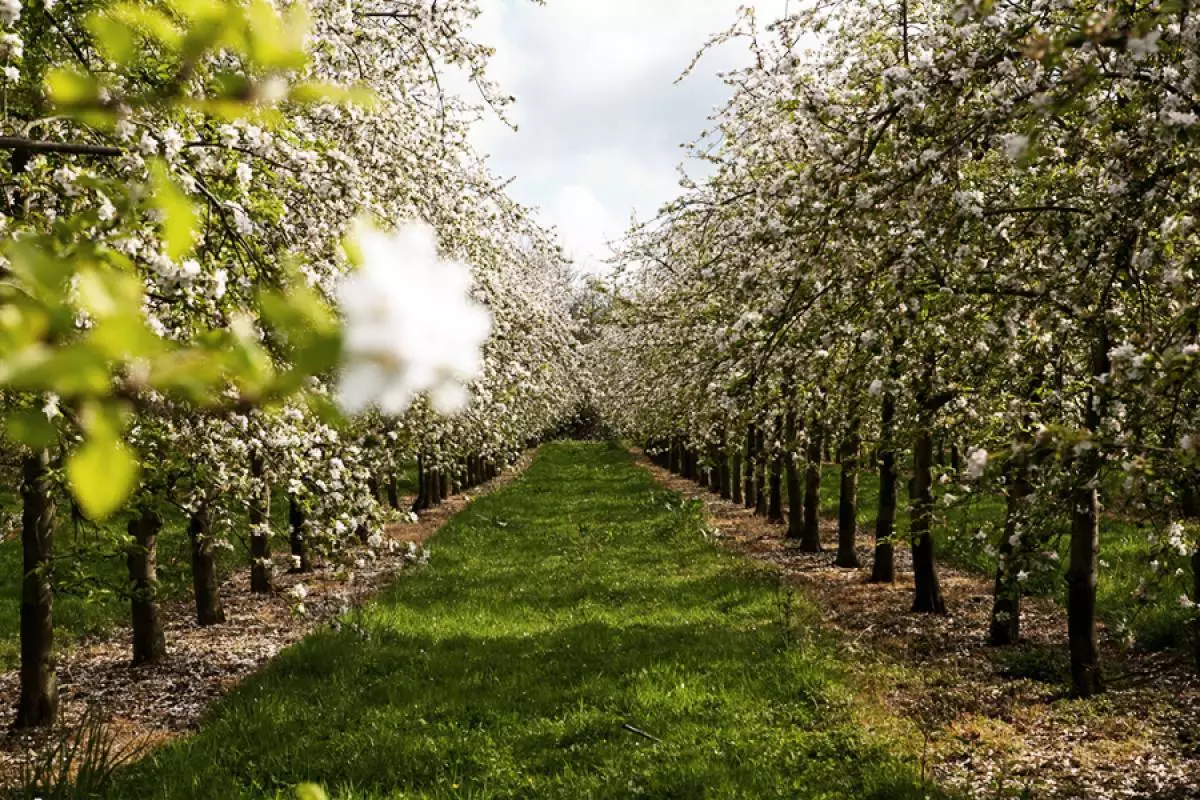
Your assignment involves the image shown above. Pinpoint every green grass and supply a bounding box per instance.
[106,443,946,799]
[806,463,1191,653]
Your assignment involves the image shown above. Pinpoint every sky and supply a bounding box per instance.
[468,0,791,277]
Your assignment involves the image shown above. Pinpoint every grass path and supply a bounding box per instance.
[108,443,939,799]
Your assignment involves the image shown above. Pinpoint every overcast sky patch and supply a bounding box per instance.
[469,0,790,277]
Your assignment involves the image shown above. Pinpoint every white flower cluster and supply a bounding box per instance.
[337,220,492,416]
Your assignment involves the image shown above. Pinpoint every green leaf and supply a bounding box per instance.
[294,784,328,800]
[148,160,199,260]
[44,68,103,107]
[68,432,139,521]
[6,408,59,449]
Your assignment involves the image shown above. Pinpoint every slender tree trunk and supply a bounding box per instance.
[836,416,862,568]
[439,471,451,500]
[127,510,167,665]
[1184,482,1200,672]
[1067,332,1108,697]
[989,456,1033,645]
[718,438,732,500]
[434,470,448,506]
[800,420,824,552]
[743,424,756,509]
[412,455,429,512]
[14,450,57,729]
[250,451,272,595]
[288,496,312,573]
[1193,546,1200,673]
[731,447,744,505]
[768,456,784,523]
[784,409,803,540]
[387,475,400,509]
[188,505,225,626]
[870,387,898,583]
[754,426,768,516]
[910,425,946,613]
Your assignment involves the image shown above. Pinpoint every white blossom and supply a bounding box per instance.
[965,447,988,480]
[335,219,492,416]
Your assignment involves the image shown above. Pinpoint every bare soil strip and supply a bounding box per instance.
[0,452,535,786]
[633,450,1200,800]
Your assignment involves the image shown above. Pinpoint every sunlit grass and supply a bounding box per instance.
[106,442,946,799]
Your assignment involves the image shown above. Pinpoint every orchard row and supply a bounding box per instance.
[593,0,1200,698]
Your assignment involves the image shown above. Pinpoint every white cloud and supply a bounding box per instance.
[468,0,791,276]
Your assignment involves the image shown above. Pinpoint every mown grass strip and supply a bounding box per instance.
[107,442,947,799]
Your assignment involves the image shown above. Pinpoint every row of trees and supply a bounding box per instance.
[3,0,583,730]
[594,0,1200,698]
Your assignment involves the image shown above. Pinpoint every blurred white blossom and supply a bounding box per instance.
[336,219,492,416]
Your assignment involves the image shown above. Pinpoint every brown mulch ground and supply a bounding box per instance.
[0,451,535,787]
[633,450,1200,800]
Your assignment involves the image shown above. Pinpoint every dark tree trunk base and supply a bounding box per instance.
[14,451,57,730]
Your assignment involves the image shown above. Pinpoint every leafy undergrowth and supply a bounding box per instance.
[107,442,946,799]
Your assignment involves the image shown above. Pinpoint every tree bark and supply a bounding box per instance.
[718,440,732,500]
[836,416,862,568]
[731,447,744,505]
[14,450,57,729]
[188,506,225,626]
[288,495,312,573]
[127,510,167,665]
[1184,482,1200,672]
[1066,331,1108,697]
[910,425,946,613]
[743,424,757,509]
[250,451,272,595]
[784,409,803,540]
[754,425,768,516]
[387,475,400,509]
[800,420,824,552]
[768,417,787,522]
[870,373,899,583]
[412,455,430,512]
[434,470,448,506]
[989,456,1033,645]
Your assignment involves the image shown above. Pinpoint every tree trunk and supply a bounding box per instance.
[754,426,768,516]
[14,450,57,729]
[1184,482,1200,673]
[250,451,272,595]
[767,416,784,523]
[288,496,312,573]
[412,455,430,512]
[387,475,400,509]
[784,409,803,540]
[910,426,946,613]
[731,447,743,505]
[718,443,732,500]
[836,417,862,568]
[989,457,1032,645]
[434,470,448,506]
[743,424,756,509]
[870,389,898,583]
[188,506,225,626]
[1067,332,1108,697]
[800,421,824,552]
[127,510,167,665]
